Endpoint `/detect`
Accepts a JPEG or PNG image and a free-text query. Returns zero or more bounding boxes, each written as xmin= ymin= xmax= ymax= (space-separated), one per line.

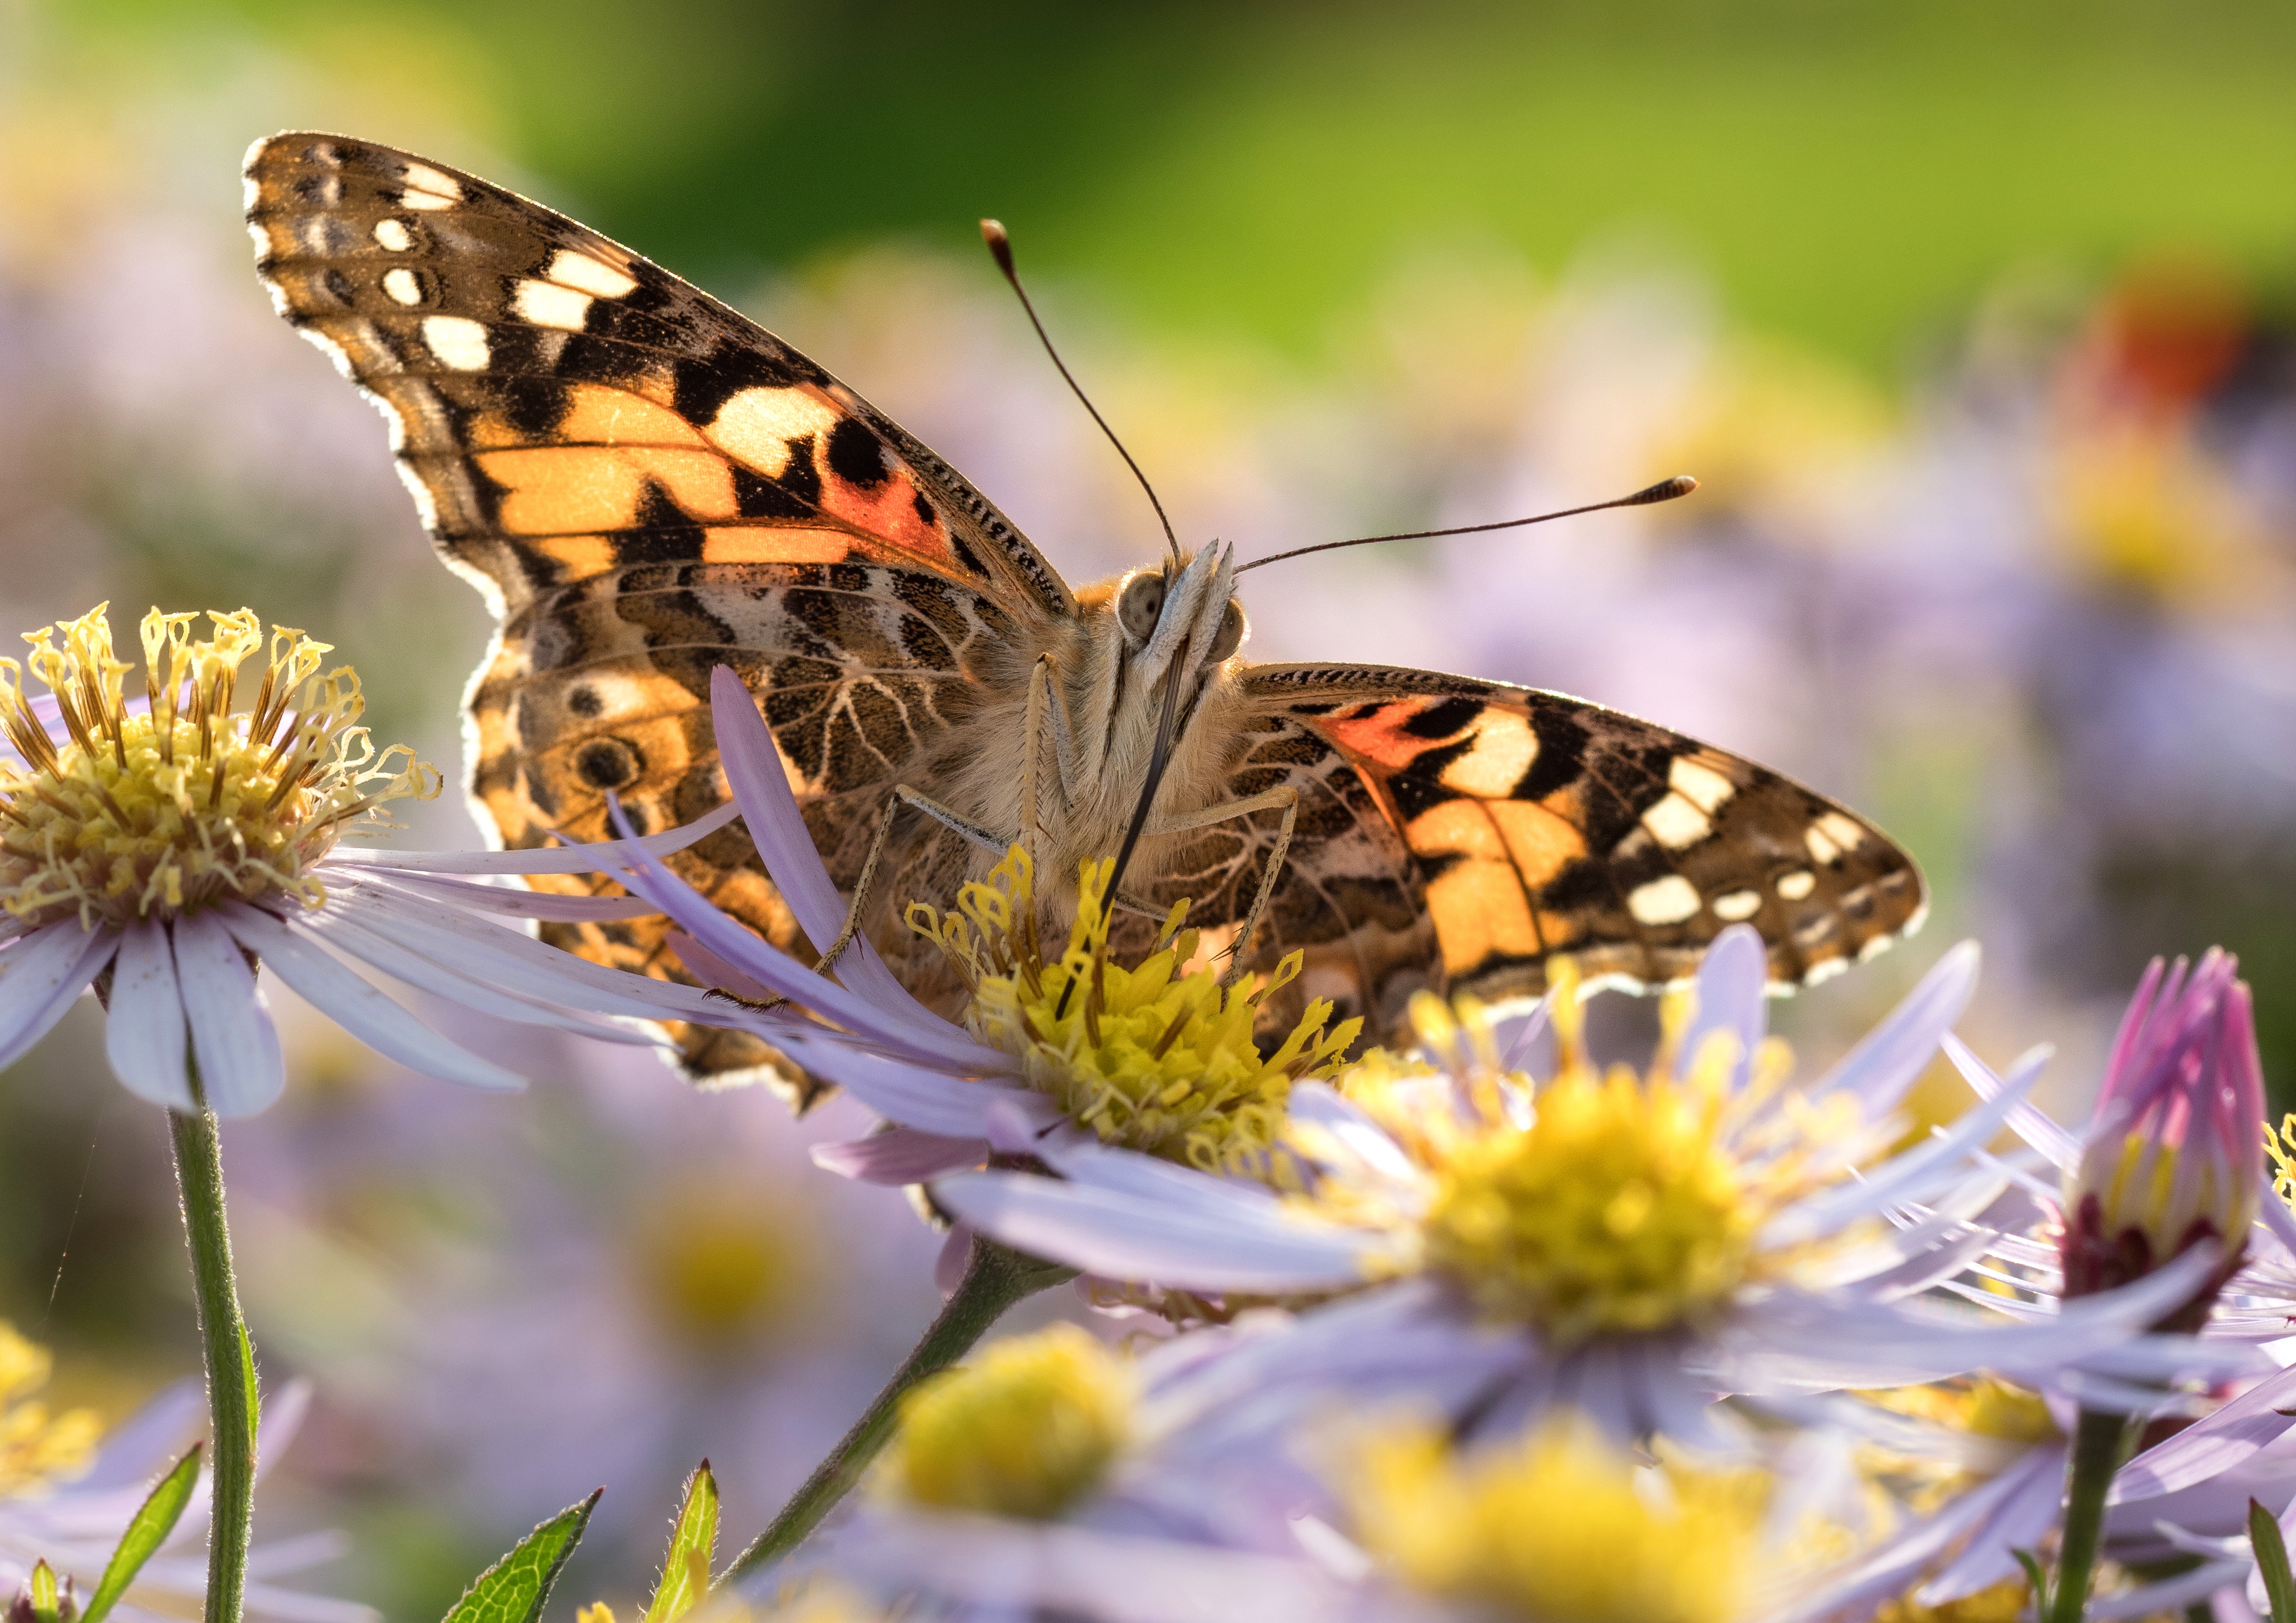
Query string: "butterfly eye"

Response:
xmin=1207 ymin=597 xmax=1248 ymax=663
xmin=1117 ymin=571 xmax=1166 ymax=642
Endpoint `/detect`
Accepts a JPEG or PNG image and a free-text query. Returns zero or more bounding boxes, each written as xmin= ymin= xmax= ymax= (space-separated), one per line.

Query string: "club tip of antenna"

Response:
xmin=1633 ymin=474 xmax=1699 ymax=504
xmin=979 ymin=219 xmax=1015 ymax=277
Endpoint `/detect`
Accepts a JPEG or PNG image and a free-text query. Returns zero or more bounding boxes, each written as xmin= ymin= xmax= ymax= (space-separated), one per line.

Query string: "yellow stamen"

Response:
xmin=0 ymin=605 xmax=439 ymax=928
xmin=908 ymin=846 xmax=1361 ymax=1172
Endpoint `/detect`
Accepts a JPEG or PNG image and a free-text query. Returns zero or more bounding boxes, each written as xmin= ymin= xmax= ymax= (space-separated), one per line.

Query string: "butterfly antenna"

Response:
xmin=1233 ymin=475 xmax=1699 ymax=575
xmin=982 ymin=219 xmax=1182 ymax=566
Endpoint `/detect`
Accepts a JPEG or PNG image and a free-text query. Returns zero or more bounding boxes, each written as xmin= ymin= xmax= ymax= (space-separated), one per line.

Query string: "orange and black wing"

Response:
xmin=1157 ymin=664 xmax=1925 ymax=1044
xmin=244 ymin=132 xmax=1064 ymax=1099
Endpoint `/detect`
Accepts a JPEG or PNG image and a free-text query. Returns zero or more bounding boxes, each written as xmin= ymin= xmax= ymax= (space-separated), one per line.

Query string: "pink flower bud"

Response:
xmin=2060 ymin=949 xmax=2264 ymax=1329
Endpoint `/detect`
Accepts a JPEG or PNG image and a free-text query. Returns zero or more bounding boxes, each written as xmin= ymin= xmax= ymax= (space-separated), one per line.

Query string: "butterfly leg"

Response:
xmin=1143 ymin=785 xmax=1301 ymax=988
xmin=707 ymin=783 xmax=1010 ymax=1014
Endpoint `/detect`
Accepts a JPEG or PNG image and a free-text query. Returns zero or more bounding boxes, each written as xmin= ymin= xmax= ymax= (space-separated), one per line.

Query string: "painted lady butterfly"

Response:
xmin=244 ymin=133 xmax=1926 ymax=1104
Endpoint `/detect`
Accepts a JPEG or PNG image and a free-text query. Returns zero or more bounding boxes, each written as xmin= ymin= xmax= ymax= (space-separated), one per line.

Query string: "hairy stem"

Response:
xmin=168 ymin=1094 xmax=256 ymax=1623
xmin=722 ymin=1237 xmax=1074 ymax=1583
xmin=2050 ymin=1407 xmax=2132 ymax=1623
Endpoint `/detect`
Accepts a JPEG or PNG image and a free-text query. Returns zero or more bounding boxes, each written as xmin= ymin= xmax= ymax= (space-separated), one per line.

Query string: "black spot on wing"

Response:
xmin=669 ymin=341 xmax=824 ymax=423
xmin=1401 ymin=696 xmax=1482 ymax=739
xmin=826 ymin=419 xmax=891 ymax=488
xmin=1516 ymin=707 xmax=1591 ymax=801
xmin=615 ymin=480 xmax=709 ymax=565
xmin=1386 ymin=736 xmax=1476 ymax=823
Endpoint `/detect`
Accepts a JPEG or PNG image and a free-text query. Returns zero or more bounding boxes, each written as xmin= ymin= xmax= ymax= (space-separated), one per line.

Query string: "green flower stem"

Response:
xmin=2050 ymin=1406 xmax=2134 ymax=1623
xmin=722 ymin=1237 xmax=1075 ymax=1583
xmin=167 ymin=1092 xmax=256 ymax=1623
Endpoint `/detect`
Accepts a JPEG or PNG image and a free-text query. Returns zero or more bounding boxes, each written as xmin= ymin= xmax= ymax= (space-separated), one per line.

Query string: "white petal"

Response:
xmin=2113 ymin=1361 xmax=2296 ymax=1502
xmin=221 ymin=905 xmax=524 ymax=1091
xmin=2088 ymin=1561 xmax=2251 ymax=1621
xmin=1809 ymin=938 xmax=1981 ymax=1111
xmin=775 ymin=1034 xmax=1047 ymax=1136
xmin=706 ymin=665 xmax=949 ymax=1031
xmin=1760 ymin=1050 xmax=2039 ymax=1247
xmin=103 ymin=919 xmax=193 ymax=1110
xmin=1944 ymin=1032 xmax=2080 ymax=1169
xmin=355 ymin=870 xmax=660 ymax=921
xmin=934 ymin=1170 xmax=1384 ymax=1292
xmin=1917 ymin=1450 xmax=2065 ymax=1601
xmin=1034 ymin=1135 xmax=1293 ymax=1220
xmin=810 ymin=1127 xmax=989 ymax=1185
xmin=173 ymin=912 xmax=285 ymax=1116
xmin=327 ymin=797 xmax=738 ymax=873
xmin=0 ymin=917 xmax=115 ymax=1070
xmin=302 ymin=907 xmax=658 ymax=1044
xmin=1684 ymin=924 xmax=1767 ymax=1087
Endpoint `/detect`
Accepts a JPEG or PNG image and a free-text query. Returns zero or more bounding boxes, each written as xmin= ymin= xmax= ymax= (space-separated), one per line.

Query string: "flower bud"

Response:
xmin=2060 ymin=949 xmax=2264 ymax=1329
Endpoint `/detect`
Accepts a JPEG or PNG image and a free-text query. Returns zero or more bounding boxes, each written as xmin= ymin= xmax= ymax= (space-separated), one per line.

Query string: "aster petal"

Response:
xmin=2089 ymin=1561 xmax=2251 ymax=1620
xmin=325 ymin=798 xmax=739 ymax=873
xmin=1683 ymin=923 xmax=1767 ymax=1088
xmin=933 ymin=1169 xmax=1385 ymax=1292
xmin=1806 ymin=938 xmax=1981 ymax=1112
xmin=777 ymin=1034 xmax=1049 ymax=1136
xmin=301 ymin=905 xmax=661 ymax=1045
xmin=1032 ymin=1135 xmax=1302 ymax=1222
xmin=331 ymin=877 xmax=732 ymax=1022
xmin=103 ymin=918 xmax=193 ymax=1110
xmin=1916 ymin=1448 xmax=2067 ymax=1602
xmin=809 ymin=1510 xmax=1367 ymax=1623
xmin=1944 ymin=1032 xmax=2081 ymax=1169
xmin=2258 ymin=1189 xmax=2296 ymax=1255
xmin=707 ymin=664 xmax=945 ymax=1028
xmin=665 ymin=928 xmax=776 ymax=1003
xmin=173 ymin=911 xmax=285 ymax=1116
xmin=1759 ymin=1050 xmax=2040 ymax=1247
xmin=220 ymin=904 xmax=524 ymax=1091
xmin=351 ymin=870 xmax=660 ymax=921
xmin=604 ymin=821 xmax=1002 ymax=1070
xmin=810 ymin=1126 xmax=990 ymax=1184
xmin=0 ymin=917 xmax=114 ymax=1070
xmin=2110 ymin=1361 xmax=2296 ymax=1503
xmin=1286 ymin=1080 xmax=1422 ymax=1186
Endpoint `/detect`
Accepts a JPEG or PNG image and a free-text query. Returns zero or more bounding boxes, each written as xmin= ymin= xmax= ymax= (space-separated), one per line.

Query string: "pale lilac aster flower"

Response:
xmin=1 ymin=1373 xmax=371 ymax=1623
xmin=0 ymin=604 xmax=742 ymax=1114
xmin=931 ymin=930 xmax=2225 ymax=1452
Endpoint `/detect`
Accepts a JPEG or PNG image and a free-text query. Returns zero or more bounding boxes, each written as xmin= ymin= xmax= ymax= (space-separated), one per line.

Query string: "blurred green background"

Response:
xmin=5 ymin=2 xmax=2296 ymax=1616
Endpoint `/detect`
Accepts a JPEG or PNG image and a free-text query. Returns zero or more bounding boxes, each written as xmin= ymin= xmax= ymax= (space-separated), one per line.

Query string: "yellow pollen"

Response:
xmin=1347 ymin=1412 xmax=1762 ymax=1623
xmin=1307 ymin=967 xmax=1862 ymax=1343
xmin=0 ymin=1321 xmax=103 ymax=1497
xmin=0 ymin=605 xmax=438 ymax=927
xmin=907 ymin=846 xmax=1360 ymax=1172
xmin=884 ymin=1324 xmax=1133 ymax=1521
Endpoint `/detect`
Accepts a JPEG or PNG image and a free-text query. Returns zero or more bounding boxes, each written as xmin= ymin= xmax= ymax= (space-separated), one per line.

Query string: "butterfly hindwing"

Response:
xmin=1166 ymin=666 xmax=1926 ymax=1042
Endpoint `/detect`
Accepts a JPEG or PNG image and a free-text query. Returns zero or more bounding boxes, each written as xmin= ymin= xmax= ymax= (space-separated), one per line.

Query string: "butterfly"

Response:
xmin=243 ymin=132 xmax=1927 ymax=1106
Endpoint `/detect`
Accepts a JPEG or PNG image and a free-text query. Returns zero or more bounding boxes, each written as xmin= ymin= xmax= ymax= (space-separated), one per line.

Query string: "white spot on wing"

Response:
xmin=1711 ymin=889 xmax=1761 ymax=922
xmin=1803 ymin=956 xmax=1850 ymax=987
xmin=546 ymin=249 xmax=639 ymax=299
xmin=400 ymin=164 xmax=462 ymax=209
xmin=1439 ymin=717 xmax=1534 ymax=798
xmin=382 ymin=268 xmax=423 ymax=305
xmin=1668 ymin=756 xmax=1736 ymax=813
xmin=1776 ymin=869 xmax=1816 ymax=901
xmin=1626 ymin=875 xmax=1701 ymax=926
xmin=1815 ymin=812 xmax=1867 ymax=853
xmin=513 ymin=279 xmax=593 ymax=331
xmin=373 ymin=218 xmax=413 ymax=251
xmin=421 ymin=315 xmax=490 ymax=370
xmin=1805 ymin=824 xmax=1841 ymax=864
xmin=1639 ymin=792 xmax=1711 ymax=850
xmin=1857 ymin=934 xmax=1894 ymax=962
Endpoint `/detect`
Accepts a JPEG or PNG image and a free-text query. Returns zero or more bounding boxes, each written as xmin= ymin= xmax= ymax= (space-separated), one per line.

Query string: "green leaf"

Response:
xmin=441 ymin=1490 xmax=603 ymax=1623
xmin=2012 ymin=1547 xmax=2052 ymax=1620
xmin=642 ymin=1462 xmax=718 ymax=1623
xmin=2253 ymin=1498 xmax=2295 ymax=1623
xmin=79 ymin=1445 xmax=203 ymax=1623
xmin=239 ymin=1325 xmax=260 ymax=1453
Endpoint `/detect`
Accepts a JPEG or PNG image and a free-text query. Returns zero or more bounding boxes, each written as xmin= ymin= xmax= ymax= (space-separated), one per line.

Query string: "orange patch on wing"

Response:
xmin=1405 ymin=798 xmax=1504 ymax=861
xmin=477 ymin=447 xmax=735 ymax=534
xmin=559 ymin=383 xmax=707 ymax=447
xmin=528 ymin=535 xmax=618 ymax=578
xmin=701 ymin=527 xmax=854 ymax=565
xmin=820 ymin=470 xmax=954 ymax=563
xmin=1322 ymin=699 xmax=1470 ymax=774
xmin=1424 ymin=860 xmax=1542 ymax=974
xmin=1488 ymin=800 xmax=1586 ymax=890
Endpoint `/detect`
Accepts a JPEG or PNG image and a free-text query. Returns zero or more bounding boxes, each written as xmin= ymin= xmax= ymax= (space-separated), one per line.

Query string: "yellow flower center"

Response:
xmin=1874 ymin=1580 xmax=2030 ymax=1623
xmin=885 ymin=1324 xmax=1134 ymax=1521
xmin=0 ymin=604 xmax=437 ymax=927
xmin=1348 ymin=1413 xmax=1762 ymax=1623
xmin=1309 ymin=971 xmax=1863 ymax=1345
xmin=908 ymin=846 xmax=1360 ymax=1172
xmin=0 ymin=1321 xmax=102 ymax=1497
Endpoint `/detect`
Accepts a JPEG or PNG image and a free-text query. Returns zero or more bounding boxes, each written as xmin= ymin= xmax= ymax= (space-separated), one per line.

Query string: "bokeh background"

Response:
xmin=5 ymin=1 xmax=2296 ymax=1614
